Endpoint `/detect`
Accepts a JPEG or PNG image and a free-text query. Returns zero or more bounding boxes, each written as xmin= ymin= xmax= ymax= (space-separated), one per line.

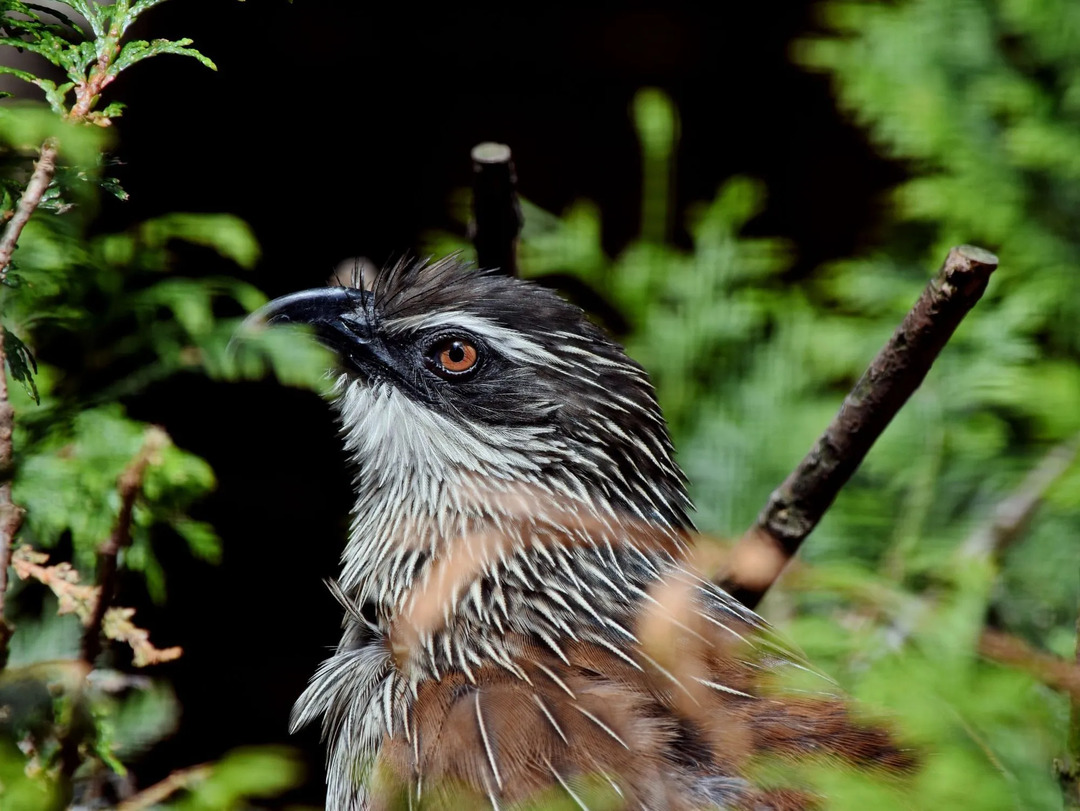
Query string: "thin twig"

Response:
xmin=58 ymin=428 xmax=168 ymax=798
xmin=958 ymin=428 xmax=1080 ymax=802
xmin=1062 ymin=610 xmax=1080 ymax=809
xmin=962 ymin=433 xmax=1080 ymax=559
xmin=115 ymin=763 xmax=213 ymax=811
xmin=470 ymin=142 xmax=522 ymax=276
xmin=720 ymin=245 xmax=999 ymax=609
xmin=0 ymin=138 xmax=59 ymax=281
xmin=0 ymin=330 xmax=25 ymax=670
xmin=0 ymin=140 xmax=60 ymax=667
xmin=978 ymin=629 xmax=1080 ymax=702
xmin=80 ymin=427 xmax=167 ymax=664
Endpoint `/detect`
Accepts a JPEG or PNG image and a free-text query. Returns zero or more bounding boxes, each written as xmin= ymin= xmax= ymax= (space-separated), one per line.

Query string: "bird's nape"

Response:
xmin=260 ymin=258 xmax=914 ymax=810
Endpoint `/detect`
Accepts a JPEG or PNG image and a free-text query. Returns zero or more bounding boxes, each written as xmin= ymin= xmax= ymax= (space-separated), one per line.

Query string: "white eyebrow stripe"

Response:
xmin=385 ymin=311 xmax=568 ymax=366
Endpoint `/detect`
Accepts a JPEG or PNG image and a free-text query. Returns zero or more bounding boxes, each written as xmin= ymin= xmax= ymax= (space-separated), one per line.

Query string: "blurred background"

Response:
xmin=2 ymin=0 xmax=1078 ymax=808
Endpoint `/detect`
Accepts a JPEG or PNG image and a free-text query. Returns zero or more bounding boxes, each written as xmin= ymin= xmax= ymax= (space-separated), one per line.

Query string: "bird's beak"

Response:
xmin=246 ymin=287 xmax=383 ymax=369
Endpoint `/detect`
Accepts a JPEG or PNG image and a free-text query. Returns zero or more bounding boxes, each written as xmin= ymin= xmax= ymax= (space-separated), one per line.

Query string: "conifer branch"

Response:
xmin=115 ymin=763 xmax=213 ymax=811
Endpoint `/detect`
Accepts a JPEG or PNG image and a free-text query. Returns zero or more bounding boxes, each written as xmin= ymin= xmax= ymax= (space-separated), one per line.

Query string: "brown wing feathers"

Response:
xmin=377 ymin=621 xmax=913 ymax=809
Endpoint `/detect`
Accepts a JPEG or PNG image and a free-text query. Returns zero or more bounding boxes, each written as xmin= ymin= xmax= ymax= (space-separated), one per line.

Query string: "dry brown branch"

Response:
xmin=114 ymin=763 xmax=213 ymax=811
xmin=13 ymin=544 xmax=180 ymax=667
xmin=962 ymin=433 xmax=1080 ymax=559
xmin=470 ymin=142 xmax=522 ymax=276
xmin=103 ymin=606 xmax=182 ymax=667
xmin=1061 ymin=612 xmax=1080 ymax=810
xmin=720 ymin=245 xmax=999 ymax=609
xmin=0 ymin=138 xmax=59 ymax=280
xmin=978 ymin=629 xmax=1080 ymax=702
xmin=0 ymin=136 xmax=52 ymax=662
xmin=12 ymin=545 xmax=98 ymax=617
xmin=81 ymin=427 xmax=169 ymax=664
xmin=0 ymin=328 xmax=25 ymax=668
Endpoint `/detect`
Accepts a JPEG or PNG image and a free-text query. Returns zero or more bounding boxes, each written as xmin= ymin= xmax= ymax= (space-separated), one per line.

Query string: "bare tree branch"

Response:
xmin=80 ymin=427 xmax=168 ymax=664
xmin=720 ymin=245 xmax=999 ymax=609
xmin=115 ymin=763 xmax=213 ymax=811
xmin=978 ymin=629 xmax=1080 ymax=702
xmin=0 ymin=138 xmax=61 ymax=668
xmin=1065 ymin=610 xmax=1080 ymax=810
xmin=0 ymin=331 xmax=25 ymax=670
xmin=0 ymin=138 xmax=59 ymax=281
xmin=470 ymin=142 xmax=522 ymax=276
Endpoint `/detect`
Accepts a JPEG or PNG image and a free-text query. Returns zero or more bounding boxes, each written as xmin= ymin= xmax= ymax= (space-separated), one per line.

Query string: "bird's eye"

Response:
xmin=428 ymin=337 xmax=480 ymax=378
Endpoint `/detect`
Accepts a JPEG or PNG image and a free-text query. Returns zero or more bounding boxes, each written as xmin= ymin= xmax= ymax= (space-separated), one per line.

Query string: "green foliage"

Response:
xmin=781 ymin=8 xmax=1080 ymax=801
xmin=428 ymin=74 xmax=1078 ymax=806
xmin=0 ymin=0 xmax=1071 ymax=806
xmin=0 ymin=1 xmax=314 ymax=806
xmin=167 ymin=748 xmax=305 ymax=811
xmin=2 ymin=201 xmax=326 ymax=608
xmin=13 ymin=403 xmax=217 ymax=597
xmin=792 ymin=0 xmax=1080 ymax=611
xmin=0 ymin=0 xmax=215 ymax=119
xmin=0 ymin=738 xmax=58 ymax=807
xmin=796 ymin=0 xmax=1080 ymax=358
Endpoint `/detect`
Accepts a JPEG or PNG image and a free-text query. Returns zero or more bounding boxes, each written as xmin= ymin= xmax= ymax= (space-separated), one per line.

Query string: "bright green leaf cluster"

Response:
xmin=0 ymin=0 xmax=214 ymax=120
xmin=167 ymin=747 xmax=306 ymax=811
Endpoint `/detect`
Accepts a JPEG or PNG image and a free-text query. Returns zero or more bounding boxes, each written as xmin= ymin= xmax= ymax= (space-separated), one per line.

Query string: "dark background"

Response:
xmin=92 ymin=1 xmax=901 ymax=803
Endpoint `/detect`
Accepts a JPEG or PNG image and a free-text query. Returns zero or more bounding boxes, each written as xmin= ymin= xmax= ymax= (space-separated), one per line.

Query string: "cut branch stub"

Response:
xmin=720 ymin=245 xmax=1000 ymax=610
xmin=470 ymin=142 xmax=522 ymax=277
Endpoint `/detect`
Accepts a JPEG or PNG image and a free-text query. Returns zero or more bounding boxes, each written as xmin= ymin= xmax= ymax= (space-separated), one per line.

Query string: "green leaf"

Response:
xmin=128 ymin=0 xmax=171 ymax=15
xmin=22 ymin=3 xmax=86 ymax=37
xmin=64 ymin=1 xmax=105 ymax=39
xmin=0 ymin=739 xmax=59 ymax=808
xmin=99 ymin=101 xmax=126 ymax=119
xmin=138 ymin=214 xmax=260 ymax=269
xmin=0 ymin=35 xmax=63 ymax=67
xmin=170 ymin=747 xmax=304 ymax=811
xmin=632 ymin=87 xmax=678 ymax=163
xmin=112 ymin=37 xmax=217 ymax=74
xmin=98 ymin=174 xmax=129 ymax=201
xmin=173 ymin=518 xmax=221 ymax=564
xmin=223 ymin=320 xmax=336 ymax=390
xmin=0 ymin=104 xmax=109 ymax=167
xmin=142 ymin=442 xmax=216 ymax=509
xmin=106 ymin=679 xmax=180 ymax=759
xmin=3 ymin=325 xmax=38 ymax=404
xmin=0 ymin=64 xmax=47 ymax=87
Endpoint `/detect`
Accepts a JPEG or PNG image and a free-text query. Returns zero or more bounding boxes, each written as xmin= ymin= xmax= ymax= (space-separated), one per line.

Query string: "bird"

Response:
xmin=255 ymin=257 xmax=912 ymax=811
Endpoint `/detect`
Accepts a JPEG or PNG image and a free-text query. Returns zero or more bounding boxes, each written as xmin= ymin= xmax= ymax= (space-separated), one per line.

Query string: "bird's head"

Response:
xmin=257 ymin=258 xmax=692 ymax=591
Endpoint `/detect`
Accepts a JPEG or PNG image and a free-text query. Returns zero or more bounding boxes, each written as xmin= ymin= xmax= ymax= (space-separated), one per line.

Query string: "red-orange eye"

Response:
xmin=432 ymin=338 xmax=479 ymax=376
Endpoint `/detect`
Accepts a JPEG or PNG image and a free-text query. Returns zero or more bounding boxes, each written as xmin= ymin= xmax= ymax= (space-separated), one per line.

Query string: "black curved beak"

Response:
xmin=250 ymin=287 xmax=369 ymax=345
xmin=245 ymin=287 xmax=389 ymax=375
